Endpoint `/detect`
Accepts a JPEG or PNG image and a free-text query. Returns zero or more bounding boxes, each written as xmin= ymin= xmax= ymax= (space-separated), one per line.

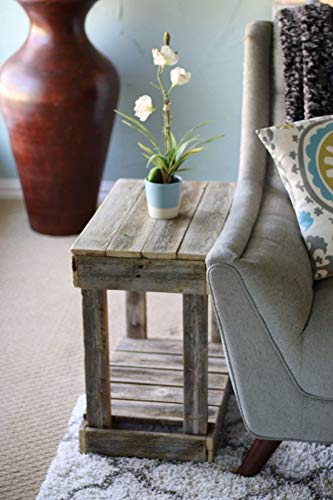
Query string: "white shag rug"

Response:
xmin=37 ymin=395 xmax=333 ymax=499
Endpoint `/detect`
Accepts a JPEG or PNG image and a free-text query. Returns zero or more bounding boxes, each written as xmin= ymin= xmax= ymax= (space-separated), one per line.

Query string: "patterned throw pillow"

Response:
xmin=257 ymin=116 xmax=333 ymax=280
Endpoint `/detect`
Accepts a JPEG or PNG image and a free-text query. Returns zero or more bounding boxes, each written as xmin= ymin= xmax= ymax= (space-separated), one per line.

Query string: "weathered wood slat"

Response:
xmin=206 ymin=379 xmax=232 ymax=462
xmin=110 ymin=366 xmax=228 ymax=390
xmin=110 ymin=399 xmax=218 ymax=424
xmin=209 ymin=298 xmax=221 ymax=344
xmin=142 ymin=182 xmax=207 ymax=260
xmin=73 ymin=255 xmax=206 ymax=294
xmin=106 ymin=191 xmax=156 ymax=258
xmin=125 ymin=291 xmax=147 ymax=339
xmin=80 ymin=421 xmax=207 ymax=462
xmin=111 ymin=382 xmax=223 ymax=407
xmin=178 ymin=182 xmax=235 ymax=260
xmin=111 ymin=350 xmax=227 ymax=373
xmin=82 ymin=289 xmax=111 ymax=428
xmin=183 ymin=294 xmax=208 ymax=435
xmin=71 ymin=179 xmax=144 ymax=256
xmin=115 ymin=337 xmax=224 ymax=358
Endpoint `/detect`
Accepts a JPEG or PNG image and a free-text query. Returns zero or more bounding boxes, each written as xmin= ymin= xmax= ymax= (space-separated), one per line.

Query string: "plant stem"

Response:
xmin=163 ymin=101 xmax=171 ymax=156
xmin=157 ymin=66 xmax=172 ymax=183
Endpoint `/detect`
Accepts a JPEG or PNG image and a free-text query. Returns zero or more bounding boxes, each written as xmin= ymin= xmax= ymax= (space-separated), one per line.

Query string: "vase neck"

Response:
xmin=21 ymin=1 xmax=95 ymax=42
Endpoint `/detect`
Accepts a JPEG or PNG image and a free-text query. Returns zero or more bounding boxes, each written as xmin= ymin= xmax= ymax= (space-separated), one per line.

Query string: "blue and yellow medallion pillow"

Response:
xmin=257 ymin=116 xmax=333 ymax=280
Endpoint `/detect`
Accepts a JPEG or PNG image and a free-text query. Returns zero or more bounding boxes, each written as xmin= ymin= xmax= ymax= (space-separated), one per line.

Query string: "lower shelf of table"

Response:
xmin=80 ymin=337 xmax=231 ymax=462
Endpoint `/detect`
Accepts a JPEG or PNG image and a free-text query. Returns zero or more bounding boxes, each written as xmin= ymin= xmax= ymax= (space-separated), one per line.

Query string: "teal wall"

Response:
xmin=0 ymin=0 xmax=271 ymax=182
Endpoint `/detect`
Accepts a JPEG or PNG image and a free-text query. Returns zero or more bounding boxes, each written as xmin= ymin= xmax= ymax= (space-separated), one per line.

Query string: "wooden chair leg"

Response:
xmin=236 ymin=439 xmax=282 ymax=477
xmin=126 ymin=291 xmax=147 ymax=339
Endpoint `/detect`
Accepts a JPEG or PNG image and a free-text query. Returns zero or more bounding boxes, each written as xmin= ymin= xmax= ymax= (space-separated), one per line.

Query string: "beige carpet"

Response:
xmin=0 ymin=200 xmax=183 ymax=500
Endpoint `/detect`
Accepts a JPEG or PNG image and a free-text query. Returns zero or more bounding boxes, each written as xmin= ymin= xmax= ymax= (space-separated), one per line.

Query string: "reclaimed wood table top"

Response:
xmin=71 ymin=179 xmax=235 ymax=261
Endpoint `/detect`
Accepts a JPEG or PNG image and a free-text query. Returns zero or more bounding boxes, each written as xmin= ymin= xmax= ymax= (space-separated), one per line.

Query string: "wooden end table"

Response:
xmin=71 ymin=179 xmax=235 ymax=463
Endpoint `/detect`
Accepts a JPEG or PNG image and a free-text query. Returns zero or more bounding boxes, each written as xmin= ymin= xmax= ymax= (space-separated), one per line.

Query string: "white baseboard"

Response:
xmin=0 ymin=178 xmax=114 ymax=203
xmin=0 ymin=178 xmax=23 ymax=199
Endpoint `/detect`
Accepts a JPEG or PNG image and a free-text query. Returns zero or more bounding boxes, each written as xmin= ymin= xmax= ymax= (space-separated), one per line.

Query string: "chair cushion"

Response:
xmin=228 ymin=188 xmax=333 ymax=401
xmin=257 ymin=116 xmax=333 ymax=280
xmin=236 ymin=233 xmax=333 ymax=400
xmin=233 ymin=189 xmax=313 ymax=392
xmin=300 ymin=276 xmax=333 ymax=400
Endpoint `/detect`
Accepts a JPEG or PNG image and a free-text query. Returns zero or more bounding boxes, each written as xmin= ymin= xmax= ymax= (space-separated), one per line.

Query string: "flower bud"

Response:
xmin=164 ymin=32 xmax=171 ymax=46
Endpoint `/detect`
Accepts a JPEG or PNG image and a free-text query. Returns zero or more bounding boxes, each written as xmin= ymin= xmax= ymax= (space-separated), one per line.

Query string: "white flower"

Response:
xmin=152 ymin=45 xmax=179 ymax=66
xmin=152 ymin=48 xmax=166 ymax=66
xmin=134 ymin=95 xmax=154 ymax=122
xmin=170 ymin=67 xmax=191 ymax=86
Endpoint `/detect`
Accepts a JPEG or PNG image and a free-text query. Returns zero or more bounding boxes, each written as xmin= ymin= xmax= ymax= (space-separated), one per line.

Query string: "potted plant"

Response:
xmin=116 ymin=32 xmax=222 ymax=220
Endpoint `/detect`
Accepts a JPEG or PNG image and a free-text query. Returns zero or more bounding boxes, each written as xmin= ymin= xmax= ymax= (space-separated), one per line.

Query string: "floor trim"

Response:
xmin=0 ymin=178 xmax=23 ymax=200
xmin=0 ymin=178 xmax=114 ymax=203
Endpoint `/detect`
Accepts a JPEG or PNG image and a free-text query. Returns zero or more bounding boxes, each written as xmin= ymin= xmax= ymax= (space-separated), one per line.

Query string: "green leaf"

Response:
xmin=173 ymin=147 xmax=207 ymax=170
xmin=178 ymin=121 xmax=211 ymax=147
xmin=121 ymin=120 xmax=160 ymax=152
xmin=174 ymin=134 xmax=223 ymax=167
xmin=175 ymin=168 xmax=192 ymax=172
xmin=194 ymin=134 xmax=224 ymax=148
xmin=174 ymin=137 xmax=201 ymax=161
xmin=152 ymin=156 xmax=164 ymax=167
xmin=168 ymin=165 xmax=191 ymax=175
xmin=137 ymin=142 xmax=155 ymax=156
xmin=174 ymin=142 xmax=188 ymax=162
xmin=115 ymin=110 xmax=160 ymax=151
xmin=183 ymin=146 xmax=206 ymax=156
xmin=167 ymin=134 xmax=196 ymax=166
xmin=170 ymin=131 xmax=177 ymax=150
xmin=146 ymin=153 xmax=167 ymax=170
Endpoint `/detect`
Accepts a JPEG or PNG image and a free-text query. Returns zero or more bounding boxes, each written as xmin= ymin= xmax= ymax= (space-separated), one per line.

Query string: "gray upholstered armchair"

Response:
xmin=206 ymin=21 xmax=333 ymax=476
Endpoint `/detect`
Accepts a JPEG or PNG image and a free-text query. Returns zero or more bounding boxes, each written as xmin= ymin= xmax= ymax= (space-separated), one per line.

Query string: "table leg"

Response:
xmin=126 ymin=291 xmax=147 ymax=339
xmin=209 ymin=298 xmax=221 ymax=343
xmin=82 ymin=289 xmax=111 ymax=428
xmin=183 ymin=294 xmax=208 ymax=435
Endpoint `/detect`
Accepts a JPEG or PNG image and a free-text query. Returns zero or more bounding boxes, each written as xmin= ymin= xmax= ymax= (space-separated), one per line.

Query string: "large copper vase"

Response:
xmin=0 ymin=0 xmax=119 ymax=235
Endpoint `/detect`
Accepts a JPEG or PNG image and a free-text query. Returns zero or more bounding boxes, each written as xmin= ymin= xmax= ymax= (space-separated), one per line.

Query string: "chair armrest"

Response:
xmin=207 ymin=186 xmax=314 ymax=366
xmin=206 ymin=188 xmax=314 ymax=441
xmin=206 ymin=177 xmax=263 ymax=267
xmin=206 ymin=21 xmax=273 ymax=267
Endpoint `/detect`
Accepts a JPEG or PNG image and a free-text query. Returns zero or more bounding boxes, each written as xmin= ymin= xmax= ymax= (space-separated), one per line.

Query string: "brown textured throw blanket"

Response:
xmin=278 ymin=4 xmax=333 ymax=122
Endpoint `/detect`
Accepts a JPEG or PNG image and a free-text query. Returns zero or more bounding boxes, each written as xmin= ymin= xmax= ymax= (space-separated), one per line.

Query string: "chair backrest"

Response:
xmin=238 ymin=21 xmax=272 ymax=189
xmin=265 ymin=20 xmax=289 ymax=195
xmin=271 ymin=19 xmax=286 ymax=125
xmin=239 ymin=20 xmax=295 ymax=198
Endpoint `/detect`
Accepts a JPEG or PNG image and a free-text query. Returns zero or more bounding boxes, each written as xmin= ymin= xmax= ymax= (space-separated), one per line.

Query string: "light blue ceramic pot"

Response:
xmin=144 ymin=175 xmax=183 ymax=219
